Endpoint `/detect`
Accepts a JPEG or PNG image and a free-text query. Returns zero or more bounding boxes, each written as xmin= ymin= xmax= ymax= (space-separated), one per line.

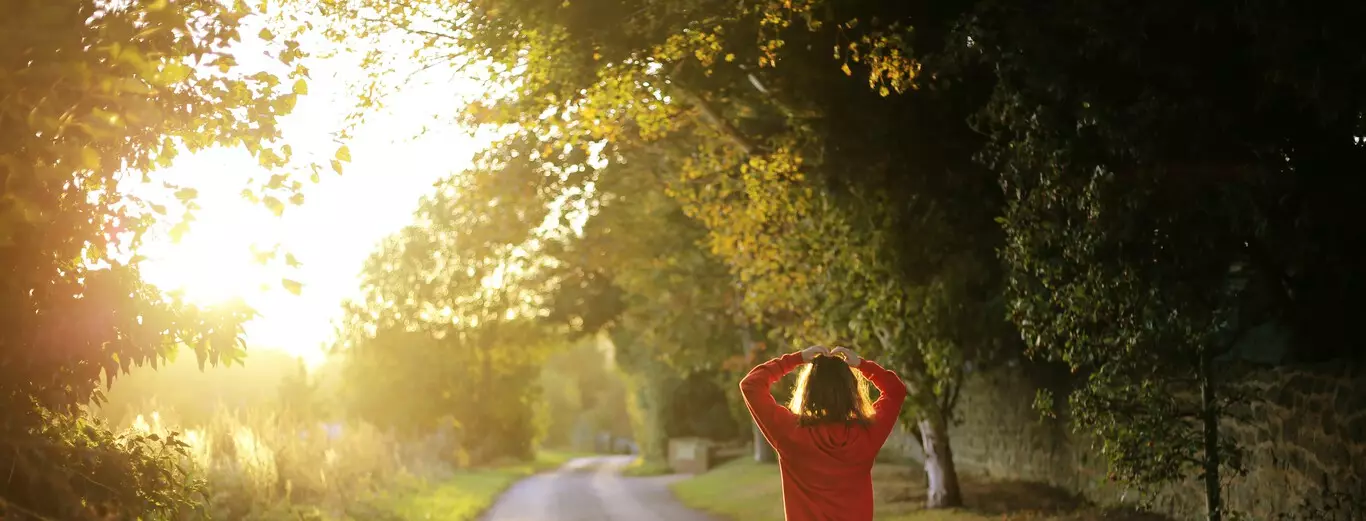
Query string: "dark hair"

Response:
xmin=787 ymin=354 xmax=875 ymax=427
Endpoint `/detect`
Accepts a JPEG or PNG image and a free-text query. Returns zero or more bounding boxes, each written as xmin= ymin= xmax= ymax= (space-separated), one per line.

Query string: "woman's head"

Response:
xmin=787 ymin=354 xmax=875 ymax=426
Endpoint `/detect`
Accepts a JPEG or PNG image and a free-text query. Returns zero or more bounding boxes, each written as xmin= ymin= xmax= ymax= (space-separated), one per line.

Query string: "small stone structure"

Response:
xmin=888 ymin=359 xmax=1366 ymax=520
xmin=668 ymin=437 xmax=714 ymax=474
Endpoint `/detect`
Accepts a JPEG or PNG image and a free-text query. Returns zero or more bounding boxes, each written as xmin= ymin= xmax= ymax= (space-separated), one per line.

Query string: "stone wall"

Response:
xmin=888 ymin=358 xmax=1366 ymax=520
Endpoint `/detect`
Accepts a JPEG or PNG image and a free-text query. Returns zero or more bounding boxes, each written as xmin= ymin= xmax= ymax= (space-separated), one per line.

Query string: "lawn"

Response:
xmin=671 ymin=459 xmax=1167 ymax=521
xmin=620 ymin=457 xmax=675 ymax=477
xmin=376 ymin=450 xmax=594 ymax=521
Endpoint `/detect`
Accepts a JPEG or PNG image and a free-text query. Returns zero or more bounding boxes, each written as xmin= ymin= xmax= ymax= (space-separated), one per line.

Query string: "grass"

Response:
xmin=671 ymin=458 xmax=1169 ymax=521
xmin=620 ymin=457 xmax=675 ymax=477
xmin=377 ymin=450 xmax=596 ymax=521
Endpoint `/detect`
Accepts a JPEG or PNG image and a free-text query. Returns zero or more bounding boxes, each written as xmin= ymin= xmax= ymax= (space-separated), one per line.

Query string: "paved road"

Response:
xmin=480 ymin=455 xmax=721 ymax=521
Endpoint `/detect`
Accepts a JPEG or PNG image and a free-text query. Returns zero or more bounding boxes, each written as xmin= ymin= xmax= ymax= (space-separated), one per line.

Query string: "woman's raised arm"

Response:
xmin=740 ymin=346 xmax=827 ymax=450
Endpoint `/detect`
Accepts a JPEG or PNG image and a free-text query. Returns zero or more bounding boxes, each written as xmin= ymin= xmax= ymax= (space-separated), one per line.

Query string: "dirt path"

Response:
xmin=480 ymin=455 xmax=721 ymax=521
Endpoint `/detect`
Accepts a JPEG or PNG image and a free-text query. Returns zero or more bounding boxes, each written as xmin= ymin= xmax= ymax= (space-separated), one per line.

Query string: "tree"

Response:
xmin=539 ymin=338 xmax=634 ymax=450
xmin=305 ymin=0 xmax=1011 ymax=507
xmin=0 ymin=0 xmax=308 ymax=517
xmin=336 ymin=169 xmax=555 ymax=463
xmin=552 ymin=148 xmax=766 ymax=462
xmin=960 ymin=1 xmax=1366 ymax=519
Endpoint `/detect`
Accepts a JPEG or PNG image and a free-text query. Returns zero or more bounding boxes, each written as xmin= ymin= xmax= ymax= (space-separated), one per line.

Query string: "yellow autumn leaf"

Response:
xmin=80 ymin=148 xmax=101 ymax=169
xmin=281 ymin=278 xmax=303 ymax=295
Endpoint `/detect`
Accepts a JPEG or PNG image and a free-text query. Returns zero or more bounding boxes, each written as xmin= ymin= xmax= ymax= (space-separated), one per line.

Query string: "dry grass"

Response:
xmin=672 ymin=459 xmax=1169 ymax=521
xmin=121 ymin=405 xmax=587 ymax=520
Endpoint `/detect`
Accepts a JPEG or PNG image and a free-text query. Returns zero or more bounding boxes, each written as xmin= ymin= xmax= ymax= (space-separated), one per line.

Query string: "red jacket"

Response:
xmin=740 ymin=353 xmax=908 ymax=521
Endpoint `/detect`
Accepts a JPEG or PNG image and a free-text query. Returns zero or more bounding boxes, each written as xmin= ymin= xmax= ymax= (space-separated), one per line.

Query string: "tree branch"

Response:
xmin=359 ymin=16 xmax=461 ymax=42
xmin=943 ymin=370 xmax=965 ymax=414
xmin=663 ymin=64 xmax=763 ymax=156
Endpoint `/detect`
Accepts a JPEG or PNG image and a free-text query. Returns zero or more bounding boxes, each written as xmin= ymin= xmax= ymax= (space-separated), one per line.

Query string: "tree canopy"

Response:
xmin=973 ymin=1 xmax=1366 ymax=517
xmin=304 ymin=0 xmax=1366 ymax=516
xmin=1 ymin=0 xmax=309 ymax=517
xmin=305 ymin=0 xmax=1017 ymax=506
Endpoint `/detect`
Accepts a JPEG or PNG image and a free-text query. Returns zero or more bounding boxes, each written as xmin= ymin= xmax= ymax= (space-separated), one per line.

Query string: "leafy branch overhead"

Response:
xmin=305 ymin=0 xmax=1011 ymax=508
xmin=0 ymin=0 xmax=312 ymax=518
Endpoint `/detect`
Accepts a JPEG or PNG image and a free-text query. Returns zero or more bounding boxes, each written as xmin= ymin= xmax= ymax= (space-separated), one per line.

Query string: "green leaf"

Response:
xmin=282 ymin=278 xmax=304 ymax=295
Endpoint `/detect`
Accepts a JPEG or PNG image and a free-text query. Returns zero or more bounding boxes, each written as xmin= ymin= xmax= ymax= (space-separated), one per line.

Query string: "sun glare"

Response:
xmin=125 ymin=10 xmax=496 ymax=368
xmin=140 ymin=213 xmax=276 ymax=307
xmin=135 ymin=148 xmax=286 ymax=309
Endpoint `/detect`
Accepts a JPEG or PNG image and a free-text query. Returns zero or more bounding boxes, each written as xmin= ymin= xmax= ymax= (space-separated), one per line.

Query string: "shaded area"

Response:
xmin=874 ymin=464 xmax=1171 ymax=520
xmin=674 ymin=459 xmax=1173 ymax=521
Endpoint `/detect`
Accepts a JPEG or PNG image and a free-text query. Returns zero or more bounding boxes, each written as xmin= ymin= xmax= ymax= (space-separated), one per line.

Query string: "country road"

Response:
xmin=480 ymin=455 xmax=721 ymax=521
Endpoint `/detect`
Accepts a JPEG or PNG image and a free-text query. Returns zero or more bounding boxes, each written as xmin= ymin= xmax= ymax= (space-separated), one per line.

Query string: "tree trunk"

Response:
xmin=871 ymin=327 xmax=964 ymax=509
xmin=736 ymin=313 xmax=777 ymax=463
xmin=918 ymin=410 xmax=963 ymax=508
xmin=1200 ymin=350 xmax=1223 ymax=521
xmin=753 ymin=420 xmax=777 ymax=462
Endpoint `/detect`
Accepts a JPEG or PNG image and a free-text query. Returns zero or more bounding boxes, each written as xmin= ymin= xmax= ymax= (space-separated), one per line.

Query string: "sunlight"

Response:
xmin=139 ymin=193 xmax=280 ymax=307
xmin=126 ymin=9 xmax=496 ymax=367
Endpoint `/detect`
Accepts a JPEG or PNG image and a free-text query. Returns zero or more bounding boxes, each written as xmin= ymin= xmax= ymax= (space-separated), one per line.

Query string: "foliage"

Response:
xmin=107 ymin=356 xmax=592 ymax=521
xmin=301 ymin=0 xmax=1015 ymax=507
xmin=336 ymin=172 xmax=555 ymax=464
xmin=0 ymin=0 xmax=310 ymax=517
xmin=118 ymin=392 xmax=449 ymax=521
xmin=543 ymin=154 xmax=754 ymax=461
xmin=304 ymin=0 xmax=1366 ymax=515
xmin=539 ymin=339 xmax=633 ymax=450
xmin=965 ymin=0 xmax=1366 ymax=518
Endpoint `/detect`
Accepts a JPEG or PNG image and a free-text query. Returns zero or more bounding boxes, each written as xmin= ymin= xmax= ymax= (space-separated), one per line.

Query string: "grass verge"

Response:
xmin=670 ymin=458 xmax=1167 ymax=521
xmin=376 ymin=450 xmax=596 ymax=521
xmin=620 ymin=457 xmax=674 ymax=477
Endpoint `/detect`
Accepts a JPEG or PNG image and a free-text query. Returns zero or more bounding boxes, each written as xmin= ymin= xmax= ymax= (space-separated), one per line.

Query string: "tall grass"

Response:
xmin=122 ymin=405 xmax=450 ymax=520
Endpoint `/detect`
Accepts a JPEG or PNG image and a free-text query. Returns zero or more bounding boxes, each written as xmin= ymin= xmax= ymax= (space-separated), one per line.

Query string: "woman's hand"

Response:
xmin=800 ymin=345 xmax=829 ymax=362
xmin=831 ymin=346 xmax=862 ymax=367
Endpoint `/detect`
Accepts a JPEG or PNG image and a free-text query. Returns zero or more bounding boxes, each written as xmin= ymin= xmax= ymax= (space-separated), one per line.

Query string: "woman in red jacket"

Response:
xmin=740 ymin=345 xmax=907 ymax=521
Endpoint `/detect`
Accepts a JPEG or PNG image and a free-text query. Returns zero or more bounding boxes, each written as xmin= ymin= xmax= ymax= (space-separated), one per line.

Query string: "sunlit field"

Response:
xmin=110 ymin=393 xmax=594 ymax=520
xmin=86 ymin=335 xmax=625 ymax=520
xmin=122 ymin=407 xmax=404 ymax=520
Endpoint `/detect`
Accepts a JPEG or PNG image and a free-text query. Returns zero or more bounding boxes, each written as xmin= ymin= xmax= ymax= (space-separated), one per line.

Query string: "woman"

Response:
xmin=740 ymin=345 xmax=907 ymax=521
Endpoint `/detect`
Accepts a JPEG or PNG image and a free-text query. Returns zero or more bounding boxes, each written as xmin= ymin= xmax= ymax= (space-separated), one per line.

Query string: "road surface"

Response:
xmin=480 ymin=455 xmax=721 ymax=521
